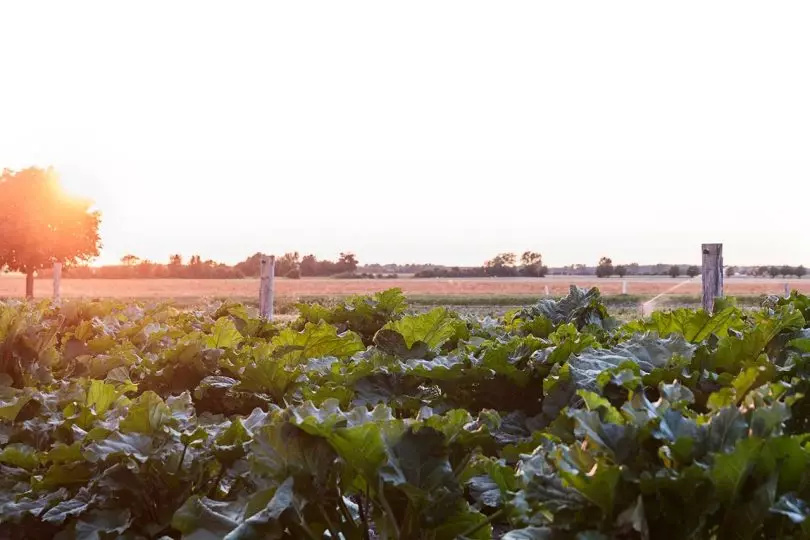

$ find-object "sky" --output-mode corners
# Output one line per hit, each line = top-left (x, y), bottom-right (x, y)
(1, 1), (808, 268)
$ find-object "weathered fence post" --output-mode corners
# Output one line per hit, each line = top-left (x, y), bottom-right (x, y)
(701, 243), (723, 312)
(785, 282), (791, 298)
(544, 285), (550, 296)
(622, 280), (628, 295)
(259, 255), (275, 320)
(53, 263), (62, 303)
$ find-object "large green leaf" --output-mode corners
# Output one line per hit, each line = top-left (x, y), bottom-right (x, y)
(271, 321), (364, 364)
(379, 426), (466, 529)
(86, 380), (119, 415)
(206, 317), (244, 349)
(626, 306), (742, 343)
(41, 489), (94, 523)
(83, 431), (153, 463)
(710, 438), (762, 502)
(513, 286), (614, 330)
(569, 333), (694, 391)
(0, 387), (33, 421)
(74, 508), (133, 539)
(250, 419), (336, 485)
(223, 477), (294, 540)
(430, 504), (492, 539)
(119, 391), (172, 434)
(172, 496), (244, 540)
(380, 308), (460, 351)
(0, 443), (39, 470)
(238, 355), (300, 400)
(559, 460), (621, 516)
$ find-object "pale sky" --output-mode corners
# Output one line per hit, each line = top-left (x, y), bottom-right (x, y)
(1, 1), (808, 267)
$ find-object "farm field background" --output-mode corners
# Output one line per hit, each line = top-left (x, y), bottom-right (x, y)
(2, 274), (809, 302)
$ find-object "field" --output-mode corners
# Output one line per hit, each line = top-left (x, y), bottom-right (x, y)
(3, 275), (809, 302)
(2, 287), (810, 538)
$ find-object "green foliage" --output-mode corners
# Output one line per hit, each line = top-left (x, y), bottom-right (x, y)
(2, 288), (810, 538)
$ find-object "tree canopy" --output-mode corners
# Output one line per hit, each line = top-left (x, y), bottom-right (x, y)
(0, 167), (101, 297)
(595, 256), (614, 278)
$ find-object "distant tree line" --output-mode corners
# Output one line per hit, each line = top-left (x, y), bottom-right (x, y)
(414, 251), (549, 278)
(50, 252), (365, 280)
(34, 248), (810, 283)
(746, 265), (807, 278)
(593, 258), (807, 279)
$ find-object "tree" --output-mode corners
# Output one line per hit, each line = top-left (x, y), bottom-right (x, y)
(167, 253), (184, 277)
(780, 265), (793, 278)
(487, 253), (517, 267)
(485, 253), (518, 277)
(234, 252), (263, 277)
(0, 167), (101, 297)
(300, 254), (318, 277)
(337, 252), (358, 273)
(797, 265), (807, 279)
(121, 254), (140, 266)
(686, 265), (699, 278)
(595, 257), (614, 278)
(725, 266), (736, 278)
(520, 251), (547, 277)
(520, 251), (541, 266)
(615, 265), (627, 278)
(276, 252), (300, 276)
(189, 255), (202, 266)
(669, 265), (681, 278)
(769, 266), (780, 279)
(135, 259), (157, 278)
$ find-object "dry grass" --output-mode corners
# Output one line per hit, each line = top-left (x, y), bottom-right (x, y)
(1, 275), (809, 301)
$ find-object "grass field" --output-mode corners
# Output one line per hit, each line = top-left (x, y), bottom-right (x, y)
(2, 275), (808, 304)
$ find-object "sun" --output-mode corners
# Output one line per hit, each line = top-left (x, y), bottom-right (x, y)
(53, 167), (99, 204)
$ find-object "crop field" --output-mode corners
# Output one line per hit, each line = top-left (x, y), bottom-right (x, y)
(2, 275), (810, 302)
(2, 286), (810, 538)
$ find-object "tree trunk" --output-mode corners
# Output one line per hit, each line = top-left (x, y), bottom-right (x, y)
(25, 270), (34, 299)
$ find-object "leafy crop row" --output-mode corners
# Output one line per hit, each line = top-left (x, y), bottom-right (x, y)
(2, 287), (810, 539)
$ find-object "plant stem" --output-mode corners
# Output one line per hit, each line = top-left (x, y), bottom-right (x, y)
(459, 509), (504, 538)
(317, 503), (341, 540)
(208, 465), (227, 498)
(377, 478), (399, 539)
(176, 444), (188, 474)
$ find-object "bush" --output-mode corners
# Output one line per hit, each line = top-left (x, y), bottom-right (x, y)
(285, 268), (301, 279)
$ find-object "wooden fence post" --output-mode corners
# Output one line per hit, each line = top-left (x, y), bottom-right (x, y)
(259, 255), (275, 320)
(785, 282), (791, 298)
(622, 280), (628, 295)
(701, 243), (723, 312)
(53, 263), (62, 303)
